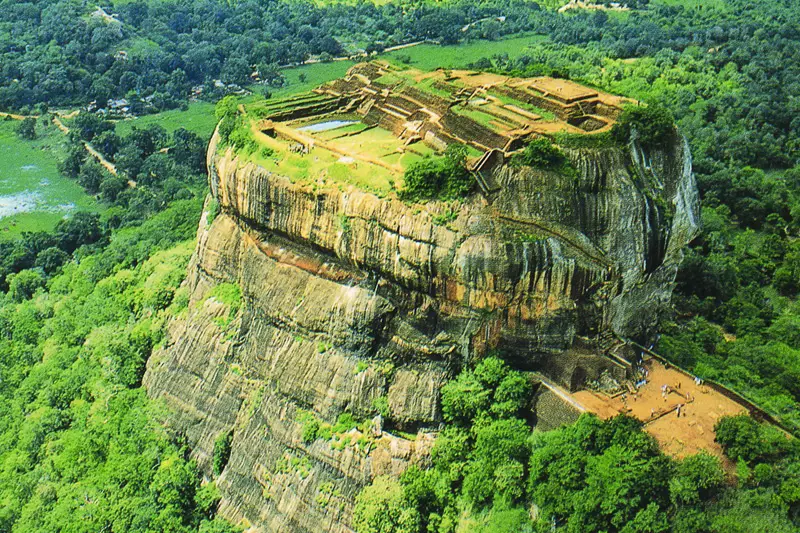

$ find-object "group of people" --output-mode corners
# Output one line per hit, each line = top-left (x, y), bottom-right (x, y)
(622, 364), (706, 421)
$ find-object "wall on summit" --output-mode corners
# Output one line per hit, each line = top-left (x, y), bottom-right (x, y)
(143, 101), (698, 532)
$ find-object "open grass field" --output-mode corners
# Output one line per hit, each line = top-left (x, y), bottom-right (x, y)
(381, 33), (549, 70)
(650, 0), (728, 9)
(271, 61), (356, 99)
(114, 101), (218, 139)
(0, 119), (99, 239)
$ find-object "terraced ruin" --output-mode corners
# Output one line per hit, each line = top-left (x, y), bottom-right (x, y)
(239, 61), (632, 195)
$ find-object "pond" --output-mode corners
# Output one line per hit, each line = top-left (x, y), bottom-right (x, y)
(298, 120), (358, 133)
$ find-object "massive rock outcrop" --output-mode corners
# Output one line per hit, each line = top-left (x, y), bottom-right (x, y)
(144, 125), (698, 532)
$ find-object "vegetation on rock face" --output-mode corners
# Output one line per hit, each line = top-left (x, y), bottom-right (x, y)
(399, 144), (473, 202)
(213, 431), (234, 477)
(215, 97), (262, 157)
(611, 104), (676, 149)
(511, 137), (575, 176)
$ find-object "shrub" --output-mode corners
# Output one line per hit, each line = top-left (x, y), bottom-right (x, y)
(207, 198), (221, 224)
(8, 269), (46, 302)
(332, 412), (358, 433)
(511, 137), (568, 169)
(218, 116), (236, 145)
(302, 417), (320, 443)
(213, 430), (234, 476)
(611, 103), (675, 148)
(16, 117), (36, 140)
(399, 144), (472, 202)
(227, 120), (259, 154)
(215, 96), (239, 120)
(373, 396), (390, 419)
(208, 283), (242, 316)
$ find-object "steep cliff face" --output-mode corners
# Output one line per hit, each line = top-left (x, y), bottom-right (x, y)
(144, 130), (698, 532)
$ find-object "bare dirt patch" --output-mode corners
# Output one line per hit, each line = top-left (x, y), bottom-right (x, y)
(574, 359), (747, 462)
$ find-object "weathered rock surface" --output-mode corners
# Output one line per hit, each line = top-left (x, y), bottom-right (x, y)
(144, 129), (698, 532)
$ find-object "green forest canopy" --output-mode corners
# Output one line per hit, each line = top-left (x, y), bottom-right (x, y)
(0, 0), (799, 531)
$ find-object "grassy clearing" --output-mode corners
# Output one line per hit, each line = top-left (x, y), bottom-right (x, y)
(489, 92), (558, 121)
(246, 123), (399, 195)
(451, 105), (501, 128)
(267, 61), (356, 100)
(650, 0), (728, 10)
(0, 118), (99, 239)
(381, 33), (549, 70)
(114, 101), (218, 139)
(119, 36), (161, 57)
(412, 76), (455, 98)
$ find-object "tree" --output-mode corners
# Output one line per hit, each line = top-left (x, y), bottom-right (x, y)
(669, 452), (725, 505)
(54, 212), (104, 254)
(93, 130), (121, 159)
(100, 175), (128, 202)
(399, 144), (472, 202)
(15, 117), (36, 140)
(58, 144), (87, 180)
(715, 415), (789, 464)
(7, 269), (45, 302)
(466, 418), (530, 507)
(72, 113), (113, 141)
(171, 128), (207, 174)
(353, 476), (420, 533)
(612, 104), (675, 148)
(511, 138), (568, 170)
(77, 160), (105, 193)
(34, 247), (69, 274)
(215, 96), (239, 120)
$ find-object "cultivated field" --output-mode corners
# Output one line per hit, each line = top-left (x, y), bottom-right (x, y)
(114, 101), (218, 138)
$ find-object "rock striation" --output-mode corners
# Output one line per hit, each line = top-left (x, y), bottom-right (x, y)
(144, 112), (698, 532)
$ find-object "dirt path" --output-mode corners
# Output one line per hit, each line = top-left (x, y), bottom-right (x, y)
(0, 112), (39, 121)
(2, 110), (117, 175)
(52, 116), (70, 134)
(52, 116), (118, 176)
(84, 142), (118, 176)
